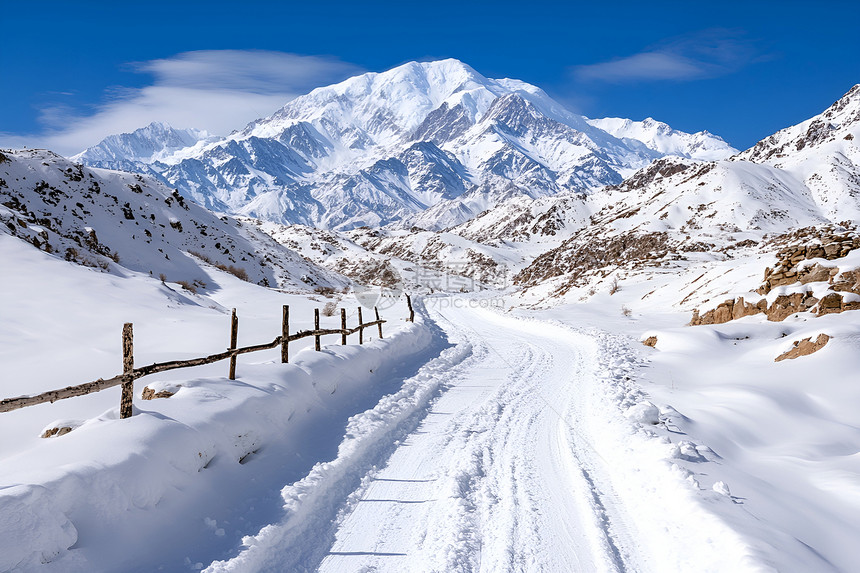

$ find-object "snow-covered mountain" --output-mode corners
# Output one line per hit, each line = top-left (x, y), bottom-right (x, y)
(515, 83), (860, 293)
(73, 122), (214, 167)
(74, 59), (736, 230)
(0, 148), (345, 290)
(586, 117), (736, 162)
(292, 83), (858, 299)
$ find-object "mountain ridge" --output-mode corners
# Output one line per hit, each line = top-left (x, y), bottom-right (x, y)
(73, 59), (737, 230)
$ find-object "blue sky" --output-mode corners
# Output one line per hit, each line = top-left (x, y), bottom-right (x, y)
(3, 0), (859, 154)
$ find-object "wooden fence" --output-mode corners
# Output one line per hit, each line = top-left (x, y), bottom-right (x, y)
(0, 294), (415, 421)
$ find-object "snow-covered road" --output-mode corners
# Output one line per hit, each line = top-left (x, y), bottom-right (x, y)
(316, 300), (630, 573)
(208, 298), (663, 573)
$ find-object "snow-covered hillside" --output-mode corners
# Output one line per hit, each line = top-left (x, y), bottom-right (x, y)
(74, 59), (735, 230)
(515, 84), (860, 295)
(0, 149), (345, 290)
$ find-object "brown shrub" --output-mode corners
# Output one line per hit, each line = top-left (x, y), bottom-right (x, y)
(176, 280), (197, 294)
(322, 301), (338, 316)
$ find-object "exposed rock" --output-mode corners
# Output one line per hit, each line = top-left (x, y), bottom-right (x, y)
(817, 293), (860, 316)
(515, 230), (670, 291)
(141, 386), (175, 400)
(642, 336), (658, 347)
(691, 289), (860, 325)
(41, 426), (73, 438)
(767, 292), (818, 322)
(690, 296), (765, 326)
(775, 334), (830, 362)
(758, 227), (860, 294)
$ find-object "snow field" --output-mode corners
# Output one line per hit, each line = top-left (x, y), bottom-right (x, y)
(640, 312), (860, 572)
(517, 249), (860, 573)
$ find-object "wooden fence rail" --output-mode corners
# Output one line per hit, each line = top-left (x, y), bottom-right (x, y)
(0, 299), (411, 419)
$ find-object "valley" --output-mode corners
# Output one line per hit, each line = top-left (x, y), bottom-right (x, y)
(2, 56), (859, 573)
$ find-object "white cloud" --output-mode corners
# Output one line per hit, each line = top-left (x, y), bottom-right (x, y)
(574, 29), (760, 84)
(576, 52), (708, 82)
(0, 51), (363, 156)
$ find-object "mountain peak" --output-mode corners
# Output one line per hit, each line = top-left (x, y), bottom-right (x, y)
(738, 83), (860, 163)
(586, 116), (737, 161)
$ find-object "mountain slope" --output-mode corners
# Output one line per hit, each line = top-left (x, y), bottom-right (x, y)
(514, 84), (860, 294)
(0, 149), (345, 290)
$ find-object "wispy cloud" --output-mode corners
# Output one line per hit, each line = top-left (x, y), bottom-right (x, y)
(574, 29), (762, 83)
(1, 51), (363, 156)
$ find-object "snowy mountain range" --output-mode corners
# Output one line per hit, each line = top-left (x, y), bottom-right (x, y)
(5, 55), (860, 573)
(263, 81), (860, 297)
(513, 83), (860, 292)
(73, 59), (736, 231)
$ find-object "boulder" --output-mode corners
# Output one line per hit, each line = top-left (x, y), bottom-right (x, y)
(41, 426), (73, 438)
(141, 386), (175, 400)
(775, 334), (830, 362)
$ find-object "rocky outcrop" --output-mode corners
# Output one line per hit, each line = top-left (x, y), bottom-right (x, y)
(690, 296), (767, 325)
(775, 334), (830, 362)
(515, 230), (671, 292)
(691, 226), (860, 325)
(642, 336), (658, 347)
(41, 426), (73, 438)
(141, 386), (175, 400)
(690, 291), (860, 325)
(817, 292), (860, 315)
(758, 229), (860, 294)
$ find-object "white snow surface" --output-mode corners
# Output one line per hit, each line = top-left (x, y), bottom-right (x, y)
(206, 301), (764, 573)
(0, 234), (423, 572)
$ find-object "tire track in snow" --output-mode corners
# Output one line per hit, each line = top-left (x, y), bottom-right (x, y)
(207, 299), (650, 573)
(314, 302), (635, 573)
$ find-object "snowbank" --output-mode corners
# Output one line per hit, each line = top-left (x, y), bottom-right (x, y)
(0, 312), (435, 571)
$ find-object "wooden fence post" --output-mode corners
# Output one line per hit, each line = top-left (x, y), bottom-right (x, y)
(341, 308), (347, 345)
(281, 305), (289, 363)
(228, 308), (238, 380)
(375, 306), (383, 339)
(120, 323), (134, 419)
(406, 294), (414, 322)
(315, 308), (321, 351)
(358, 307), (363, 345)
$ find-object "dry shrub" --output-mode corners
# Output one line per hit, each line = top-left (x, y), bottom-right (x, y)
(322, 301), (338, 316)
(223, 264), (249, 282)
(188, 250), (250, 282)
